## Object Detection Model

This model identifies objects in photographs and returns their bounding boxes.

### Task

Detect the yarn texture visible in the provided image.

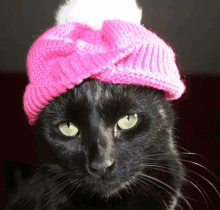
[23,20,185,125]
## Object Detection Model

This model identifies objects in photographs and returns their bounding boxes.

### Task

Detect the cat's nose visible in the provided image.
[89,159,115,175]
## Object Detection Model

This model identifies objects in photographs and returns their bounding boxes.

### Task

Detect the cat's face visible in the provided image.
[34,79,184,202]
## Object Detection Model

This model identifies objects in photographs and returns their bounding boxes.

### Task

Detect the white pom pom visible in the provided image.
[55,0,142,30]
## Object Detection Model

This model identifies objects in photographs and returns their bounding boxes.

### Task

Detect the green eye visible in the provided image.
[117,114,138,130]
[59,122,79,136]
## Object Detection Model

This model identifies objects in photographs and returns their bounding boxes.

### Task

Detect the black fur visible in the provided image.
[4,79,184,210]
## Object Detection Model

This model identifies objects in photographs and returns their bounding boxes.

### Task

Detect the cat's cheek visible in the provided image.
[45,138,84,160]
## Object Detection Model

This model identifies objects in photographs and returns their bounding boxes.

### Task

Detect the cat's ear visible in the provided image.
[55,0,142,29]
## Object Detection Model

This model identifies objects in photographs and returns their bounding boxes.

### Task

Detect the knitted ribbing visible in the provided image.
[24,20,185,125]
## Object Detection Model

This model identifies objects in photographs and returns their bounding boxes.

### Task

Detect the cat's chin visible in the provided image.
[94,180,129,199]
[100,182,122,197]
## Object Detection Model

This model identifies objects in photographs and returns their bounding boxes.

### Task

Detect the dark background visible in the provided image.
[0,0,220,209]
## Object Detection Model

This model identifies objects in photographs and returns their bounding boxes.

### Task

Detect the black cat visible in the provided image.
[4,79,185,210]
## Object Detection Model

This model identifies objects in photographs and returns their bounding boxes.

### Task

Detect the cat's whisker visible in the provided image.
[141,153,220,186]
[139,173,193,210]
[137,176,183,210]
[126,179,135,196]
[62,178,80,198]
[140,177,183,210]
[140,150,211,163]
[137,176,171,205]
[135,180,150,197]
[26,177,70,210]
[136,177,169,209]
[117,191,122,199]
[140,151,207,159]
[177,146,219,175]
[56,182,76,208]
[147,163,220,210]
[89,190,96,199]
[181,160,220,184]
[43,177,69,197]
[17,172,67,210]
[145,164,212,209]
[177,145,195,154]
[134,178,160,206]
[140,153,179,159]
[187,180,212,210]
[120,180,131,195]
[70,182,81,197]
[150,162,220,199]
[41,178,71,210]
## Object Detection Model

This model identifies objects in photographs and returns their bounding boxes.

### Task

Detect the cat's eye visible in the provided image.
[59,122,79,136]
[117,114,138,130]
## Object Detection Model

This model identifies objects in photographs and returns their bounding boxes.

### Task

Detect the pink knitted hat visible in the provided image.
[23,3,185,125]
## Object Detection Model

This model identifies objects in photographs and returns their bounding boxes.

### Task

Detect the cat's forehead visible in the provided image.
[73,79,163,101]
[48,79,165,117]
[81,79,103,102]
[72,79,122,104]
